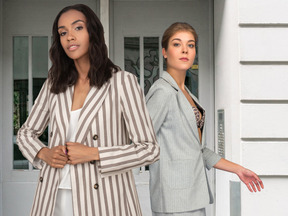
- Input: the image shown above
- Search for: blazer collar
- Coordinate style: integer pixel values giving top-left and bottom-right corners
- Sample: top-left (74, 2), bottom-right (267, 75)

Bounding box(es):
top-left (161, 71), bottom-right (180, 91)
top-left (161, 71), bottom-right (202, 105)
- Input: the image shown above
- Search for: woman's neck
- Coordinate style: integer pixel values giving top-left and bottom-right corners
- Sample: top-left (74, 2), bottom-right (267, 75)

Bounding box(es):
top-left (167, 68), bottom-right (186, 91)
top-left (74, 58), bottom-right (90, 80)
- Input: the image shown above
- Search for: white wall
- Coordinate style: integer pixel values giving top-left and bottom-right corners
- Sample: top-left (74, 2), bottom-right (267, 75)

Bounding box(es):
top-left (214, 1), bottom-right (241, 215)
top-left (239, 0), bottom-right (288, 215)
top-left (214, 0), bottom-right (288, 215)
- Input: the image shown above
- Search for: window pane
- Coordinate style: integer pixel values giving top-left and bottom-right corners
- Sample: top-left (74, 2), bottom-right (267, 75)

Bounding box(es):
top-left (124, 37), bottom-right (140, 81)
top-left (32, 36), bottom-right (48, 146)
top-left (13, 36), bottom-right (29, 169)
top-left (144, 37), bottom-right (159, 95)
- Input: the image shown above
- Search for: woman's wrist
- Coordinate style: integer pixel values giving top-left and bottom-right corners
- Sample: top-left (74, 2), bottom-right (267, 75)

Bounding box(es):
top-left (37, 147), bottom-right (49, 160)
top-left (90, 147), bottom-right (100, 162)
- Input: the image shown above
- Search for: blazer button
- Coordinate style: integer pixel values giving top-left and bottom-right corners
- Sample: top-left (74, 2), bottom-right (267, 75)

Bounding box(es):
top-left (90, 160), bottom-right (96, 164)
top-left (93, 134), bottom-right (98, 140)
top-left (50, 131), bottom-right (53, 137)
top-left (39, 177), bottom-right (43, 182)
top-left (94, 183), bottom-right (99, 190)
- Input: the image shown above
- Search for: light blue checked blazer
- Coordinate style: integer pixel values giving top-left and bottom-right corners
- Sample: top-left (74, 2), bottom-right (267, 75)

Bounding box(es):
top-left (146, 71), bottom-right (221, 213)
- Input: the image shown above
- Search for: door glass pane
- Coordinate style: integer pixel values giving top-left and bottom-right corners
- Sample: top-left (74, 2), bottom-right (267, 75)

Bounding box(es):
top-left (124, 37), bottom-right (140, 81)
top-left (32, 36), bottom-right (48, 146)
top-left (144, 37), bottom-right (159, 95)
top-left (13, 36), bottom-right (29, 169)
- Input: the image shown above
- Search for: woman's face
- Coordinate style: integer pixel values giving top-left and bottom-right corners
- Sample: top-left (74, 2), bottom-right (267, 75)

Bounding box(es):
top-left (163, 31), bottom-right (196, 73)
top-left (58, 9), bottom-right (90, 62)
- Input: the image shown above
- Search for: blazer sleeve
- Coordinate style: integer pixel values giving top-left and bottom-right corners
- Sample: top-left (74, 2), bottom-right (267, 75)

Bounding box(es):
top-left (98, 73), bottom-right (160, 175)
top-left (145, 85), bottom-right (170, 135)
top-left (202, 147), bottom-right (222, 170)
top-left (16, 80), bottom-right (50, 169)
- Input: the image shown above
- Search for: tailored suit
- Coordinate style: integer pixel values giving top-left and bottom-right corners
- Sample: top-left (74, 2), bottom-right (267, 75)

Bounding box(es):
top-left (17, 71), bottom-right (160, 216)
top-left (146, 71), bottom-right (221, 214)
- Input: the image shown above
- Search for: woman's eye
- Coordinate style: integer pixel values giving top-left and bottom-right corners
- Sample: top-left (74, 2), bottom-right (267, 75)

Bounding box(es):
top-left (75, 26), bottom-right (83, 31)
top-left (59, 32), bottom-right (66, 36)
top-left (173, 43), bottom-right (180, 47)
top-left (188, 44), bottom-right (195, 48)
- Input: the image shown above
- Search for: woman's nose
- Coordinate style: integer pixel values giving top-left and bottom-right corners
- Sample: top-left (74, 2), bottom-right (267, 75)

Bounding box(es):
top-left (182, 46), bottom-right (188, 54)
top-left (67, 32), bottom-right (75, 41)
top-left (182, 49), bottom-right (188, 54)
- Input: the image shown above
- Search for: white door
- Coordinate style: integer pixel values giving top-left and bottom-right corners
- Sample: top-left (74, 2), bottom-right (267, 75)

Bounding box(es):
top-left (112, 1), bottom-right (215, 215)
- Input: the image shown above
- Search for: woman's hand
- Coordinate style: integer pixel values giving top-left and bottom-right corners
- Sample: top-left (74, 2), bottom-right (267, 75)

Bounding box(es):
top-left (214, 158), bottom-right (264, 192)
top-left (237, 168), bottom-right (264, 192)
top-left (65, 142), bottom-right (99, 165)
top-left (37, 146), bottom-right (68, 168)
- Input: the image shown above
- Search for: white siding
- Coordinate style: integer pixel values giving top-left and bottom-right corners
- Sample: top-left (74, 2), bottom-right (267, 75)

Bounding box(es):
top-left (242, 142), bottom-right (288, 175)
top-left (239, 0), bottom-right (288, 23)
top-left (240, 28), bottom-right (288, 62)
top-left (241, 104), bottom-right (288, 138)
top-left (242, 177), bottom-right (288, 216)
top-left (238, 0), bottom-right (288, 215)
top-left (215, 0), bottom-right (288, 215)
top-left (241, 65), bottom-right (288, 100)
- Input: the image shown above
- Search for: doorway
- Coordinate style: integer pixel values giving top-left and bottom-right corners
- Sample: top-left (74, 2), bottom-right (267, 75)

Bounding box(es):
top-left (112, 1), bottom-right (215, 215)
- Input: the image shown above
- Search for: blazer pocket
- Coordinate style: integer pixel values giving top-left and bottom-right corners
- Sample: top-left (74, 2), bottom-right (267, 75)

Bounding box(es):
top-left (163, 159), bottom-right (195, 190)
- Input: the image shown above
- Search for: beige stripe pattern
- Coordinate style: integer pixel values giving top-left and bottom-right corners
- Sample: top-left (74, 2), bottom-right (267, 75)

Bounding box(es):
top-left (17, 71), bottom-right (160, 216)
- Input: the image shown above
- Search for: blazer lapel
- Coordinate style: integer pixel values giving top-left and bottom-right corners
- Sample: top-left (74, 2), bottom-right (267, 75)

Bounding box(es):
top-left (185, 86), bottom-right (206, 145)
top-left (177, 91), bottom-right (201, 144)
top-left (75, 80), bottom-right (111, 144)
top-left (161, 71), bottom-right (201, 144)
top-left (55, 86), bottom-right (73, 145)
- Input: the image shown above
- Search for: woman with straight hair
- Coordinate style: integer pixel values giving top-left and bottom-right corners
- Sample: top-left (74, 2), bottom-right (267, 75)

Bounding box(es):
top-left (17, 4), bottom-right (159, 216)
top-left (146, 22), bottom-right (263, 216)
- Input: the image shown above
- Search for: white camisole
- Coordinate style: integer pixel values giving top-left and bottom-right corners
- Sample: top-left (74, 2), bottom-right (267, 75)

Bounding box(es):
top-left (58, 108), bottom-right (82, 189)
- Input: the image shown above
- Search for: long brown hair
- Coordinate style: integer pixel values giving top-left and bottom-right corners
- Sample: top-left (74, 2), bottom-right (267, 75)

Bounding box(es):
top-left (48, 4), bottom-right (120, 94)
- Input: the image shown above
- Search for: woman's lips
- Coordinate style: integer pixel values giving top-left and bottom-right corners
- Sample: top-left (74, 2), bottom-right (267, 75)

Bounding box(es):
top-left (179, 57), bottom-right (189, 61)
top-left (68, 44), bottom-right (79, 51)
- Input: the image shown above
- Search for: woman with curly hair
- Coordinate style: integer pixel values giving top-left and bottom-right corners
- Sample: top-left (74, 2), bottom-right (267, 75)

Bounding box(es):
top-left (17, 4), bottom-right (159, 216)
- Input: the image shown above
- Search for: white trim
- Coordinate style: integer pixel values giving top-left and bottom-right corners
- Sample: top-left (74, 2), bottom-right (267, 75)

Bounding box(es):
top-left (139, 36), bottom-right (144, 90)
top-left (100, 0), bottom-right (110, 53)
top-left (159, 37), bottom-right (163, 76)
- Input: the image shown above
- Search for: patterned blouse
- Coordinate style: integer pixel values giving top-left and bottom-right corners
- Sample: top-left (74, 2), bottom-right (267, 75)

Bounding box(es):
top-left (192, 101), bottom-right (205, 130)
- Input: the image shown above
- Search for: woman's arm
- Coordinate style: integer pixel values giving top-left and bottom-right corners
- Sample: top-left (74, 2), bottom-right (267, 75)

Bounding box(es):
top-left (214, 158), bottom-right (264, 192)
top-left (96, 72), bottom-right (160, 175)
top-left (17, 80), bottom-right (52, 169)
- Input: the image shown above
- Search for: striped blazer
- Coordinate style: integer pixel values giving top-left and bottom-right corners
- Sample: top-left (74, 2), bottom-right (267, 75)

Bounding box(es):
top-left (17, 71), bottom-right (160, 216)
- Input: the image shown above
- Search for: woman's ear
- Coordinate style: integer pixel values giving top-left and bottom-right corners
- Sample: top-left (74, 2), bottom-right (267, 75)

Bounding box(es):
top-left (162, 48), bottom-right (167, 59)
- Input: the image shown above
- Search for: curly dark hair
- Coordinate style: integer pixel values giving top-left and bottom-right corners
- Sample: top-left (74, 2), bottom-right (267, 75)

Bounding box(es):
top-left (48, 4), bottom-right (120, 94)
